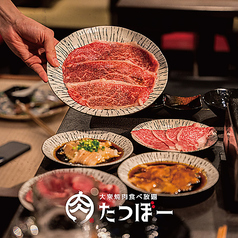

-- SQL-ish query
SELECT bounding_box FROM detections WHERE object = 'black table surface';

[3,76,238,237]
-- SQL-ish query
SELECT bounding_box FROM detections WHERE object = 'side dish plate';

[42,130,133,167]
[131,119,218,153]
[0,86,66,120]
[19,168,128,211]
[47,26,168,117]
[118,151,219,197]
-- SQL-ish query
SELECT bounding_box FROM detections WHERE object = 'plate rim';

[19,167,128,211]
[42,129,134,167]
[47,25,168,117]
[131,118,218,153]
[117,151,219,197]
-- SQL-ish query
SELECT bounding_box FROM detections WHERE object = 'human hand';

[0,13,59,82]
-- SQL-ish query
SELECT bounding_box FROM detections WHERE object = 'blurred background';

[0,0,238,80]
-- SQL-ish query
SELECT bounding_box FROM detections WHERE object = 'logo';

[66,191,174,224]
[66,191,94,224]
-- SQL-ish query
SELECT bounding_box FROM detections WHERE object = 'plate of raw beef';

[131,119,218,152]
[47,26,168,117]
[19,168,128,211]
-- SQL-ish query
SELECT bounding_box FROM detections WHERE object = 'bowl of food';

[19,168,128,211]
[118,151,219,197]
[42,130,134,167]
[163,93,202,117]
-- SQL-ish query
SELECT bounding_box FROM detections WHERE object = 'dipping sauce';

[128,162,207,195]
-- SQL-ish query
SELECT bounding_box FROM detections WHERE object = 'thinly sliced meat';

[98,183,120,207]
[63,40,159,73]
[176,125,215,152]
[25,172,121,208]
[131,129,169,150]
[34,175,71,204]
[152,130,176,150]
[66,80,150,109]
[165,124,200,145]
[165,127,184,144]
[63,60,156,90]
[71,174,95,194]
[62,40,159,109]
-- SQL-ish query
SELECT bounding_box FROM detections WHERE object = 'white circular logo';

[66,191,94,224]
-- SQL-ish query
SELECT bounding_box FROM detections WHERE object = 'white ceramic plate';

[47,26,168,117]
[118,151,219,197]
[19,168,127,211]
[131,119,218,152]
[42,130,133,167]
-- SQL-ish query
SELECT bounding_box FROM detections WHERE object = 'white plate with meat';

[47,26,168,117]
[118,151,219,197]
[19,168,128,211]
[42,130,134,167]
[131,119,218,153]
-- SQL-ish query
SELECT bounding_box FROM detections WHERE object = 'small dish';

[19,168,128,211]
[117,151,219,197]
[0,85,66,120]
[163,93,202,117]
[42,130,134,167]
[203,88,238,117]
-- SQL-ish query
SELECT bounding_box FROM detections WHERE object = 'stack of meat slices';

[62,40,159,109]
[131,123,216,152]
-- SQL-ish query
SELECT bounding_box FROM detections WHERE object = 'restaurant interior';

[1,0,238,237]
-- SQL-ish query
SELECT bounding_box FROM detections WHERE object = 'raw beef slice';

[131,129,169,150]
[176,125,215,152]
[165,126,185,144]
[152,129,176,150]
[63,60,156,90]
[63,40,159,73]
[66,79,151,109]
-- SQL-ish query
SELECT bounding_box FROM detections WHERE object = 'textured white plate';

[19,168,128,211]
[42,130,133,167]
[47,26,168,117]
[131,119,218,152]
[118,151,219,197]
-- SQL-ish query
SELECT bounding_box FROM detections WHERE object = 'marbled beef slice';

[63,40,159,73]
[63,60,156,90]
[66,80,151,109]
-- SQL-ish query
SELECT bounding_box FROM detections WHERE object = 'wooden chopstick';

[216,225,227,238]
[16,100,55,137]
